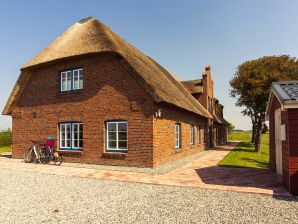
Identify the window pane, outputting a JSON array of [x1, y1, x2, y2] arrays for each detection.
[[175, 124, 180, 148], [67, 71, 72, 90], [118, 141, 127, 149], [80, 124, 83, 133], [74, 140, 78, 147], [118, 123, 127, 132], [60, 125, 65, 148], [66, 124, 71, 147], [118, 132, 127, 141], [108, 132, 116, 141], [72, 123, 83, 148], [73, 70, 79, 89], [61, 73, 66, 91], [108, 123, 116, 131], [79, 130, 83, 142], [108, 141, 117, 149], [79, 69, 83, 89]]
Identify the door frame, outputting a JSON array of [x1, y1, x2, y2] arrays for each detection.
[[274, 108, 283, 177]]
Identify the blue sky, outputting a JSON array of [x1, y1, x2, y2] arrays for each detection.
[[1, 0, 298, 130]]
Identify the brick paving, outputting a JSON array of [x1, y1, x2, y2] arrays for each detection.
[[0, 142, 291, 197]]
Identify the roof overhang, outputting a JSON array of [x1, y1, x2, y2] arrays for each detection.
[[265, 85, 298, 120]]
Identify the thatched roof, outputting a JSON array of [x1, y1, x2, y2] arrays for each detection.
[[181, 79, 203, 94], [3, 17, 211, 118]]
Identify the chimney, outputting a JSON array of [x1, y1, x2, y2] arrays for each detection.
[[201, 65, 214, 112]]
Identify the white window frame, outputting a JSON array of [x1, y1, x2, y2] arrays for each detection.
[[61, 71, 72, 91], [59, 122, 83, 150], [72, 68, 84, 90], [106, 121, 128, 152], [175, 124, 181, 149], [197, 126, 201, 144], [60, 68, 84, 91], [72, 123, 83, 149], [190, 125, 194, 145]]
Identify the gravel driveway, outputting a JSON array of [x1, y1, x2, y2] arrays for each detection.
[[0, 169, 297, 224]]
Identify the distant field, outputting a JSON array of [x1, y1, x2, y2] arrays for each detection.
[[219, 132, 269, 169]]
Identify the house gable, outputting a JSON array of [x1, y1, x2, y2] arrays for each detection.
[[3, 17, 211, 119]]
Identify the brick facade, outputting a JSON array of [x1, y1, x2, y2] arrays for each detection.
[[152, 103, 207, 167], [11, 53, 210, 168], [194, 65, 228, 147]]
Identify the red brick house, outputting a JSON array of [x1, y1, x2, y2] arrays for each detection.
[[266, 81, 298, 195], [2, 17, 227, 167]]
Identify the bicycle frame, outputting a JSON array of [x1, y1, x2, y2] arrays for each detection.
[[33, 145, 40, 161]]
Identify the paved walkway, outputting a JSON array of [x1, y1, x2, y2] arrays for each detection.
[[0, 143, 291, 197]]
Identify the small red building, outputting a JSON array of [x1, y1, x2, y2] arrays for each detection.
[[266, 81, 298, 195]]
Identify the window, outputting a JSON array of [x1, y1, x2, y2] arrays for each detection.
[[73, 69, 84, 90], [175, 123, 181, 149], [59, 122, 83, 150], [106, 121, 128, 153], [197, 126, 201, 144], [190, 125, 194, 145], [61, 71, 72, 91], [61, 68, 83, 91]]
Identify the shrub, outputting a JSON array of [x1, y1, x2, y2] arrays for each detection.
[[0, 129, 12, 147]]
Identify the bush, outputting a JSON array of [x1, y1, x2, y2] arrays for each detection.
[[0, 129, 12, 147]]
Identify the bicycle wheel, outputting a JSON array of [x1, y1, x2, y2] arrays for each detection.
[[40, 153, 50, 164], [54, 156, 63, 166], [23, 149, 30, 163], [23, 149, 34, 163]]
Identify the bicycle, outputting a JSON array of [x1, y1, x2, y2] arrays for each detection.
[[23, 140, 42, 163], [40, 144, 63, 166]]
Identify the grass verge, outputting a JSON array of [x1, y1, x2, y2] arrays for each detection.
[[0, 146, 12, 154], [218, 132, 269, 169]]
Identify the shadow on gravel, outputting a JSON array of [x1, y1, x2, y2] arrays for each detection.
[[195, 165, 292, 199]]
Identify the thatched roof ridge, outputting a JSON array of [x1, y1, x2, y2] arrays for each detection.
[[3, 18, 211, 118]]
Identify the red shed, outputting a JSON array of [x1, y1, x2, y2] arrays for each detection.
[[266, 81, 298, 195]]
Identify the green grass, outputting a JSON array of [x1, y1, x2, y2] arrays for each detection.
[[0, 146, 12, 154], [218, 132, 269, 169]]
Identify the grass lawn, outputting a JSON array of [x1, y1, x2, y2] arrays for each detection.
[[0, 146, 12, 154], [218, 132, 269, 169]]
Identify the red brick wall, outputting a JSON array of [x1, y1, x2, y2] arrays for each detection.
[[12, 54, 155, 167], [286, 109, 298, 195], [152, 103, 207, 167]]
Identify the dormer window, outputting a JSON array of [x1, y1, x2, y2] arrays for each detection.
[[61, 68, 83, 91]]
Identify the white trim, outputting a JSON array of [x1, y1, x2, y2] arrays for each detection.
[[59, 123, 71, 149], [61, 71, 72, 91], [190, 125, 194, 145], [197, 126, 201, 144], [72, 69, 84, 90], [175, 124, 181, 149], [59, 122, 83, 150], [106, 121, 128, 152], [72, 123, 83, 149]]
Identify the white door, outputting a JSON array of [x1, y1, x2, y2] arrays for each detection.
[[274, 108, 283, 177]]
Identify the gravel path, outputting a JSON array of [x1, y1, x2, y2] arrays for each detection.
[[0, 169, 297, 224]]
